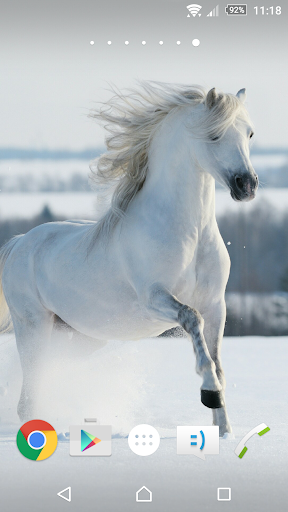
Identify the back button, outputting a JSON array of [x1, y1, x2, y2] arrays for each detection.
[[57, 487, 71, 502]]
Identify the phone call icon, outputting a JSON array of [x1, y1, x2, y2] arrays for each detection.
[[234, 423, 270, 459]]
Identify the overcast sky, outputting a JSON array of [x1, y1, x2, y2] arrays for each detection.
[[1, 0, 287, 149]]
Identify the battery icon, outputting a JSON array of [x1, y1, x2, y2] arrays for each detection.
[[225, 4, 247, 15]]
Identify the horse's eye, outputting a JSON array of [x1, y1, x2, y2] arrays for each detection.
[[249, 131, 254, 139], [211, 136, 220, 142]]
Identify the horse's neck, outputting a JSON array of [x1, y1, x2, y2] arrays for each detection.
[[141, 116, 215, 236]]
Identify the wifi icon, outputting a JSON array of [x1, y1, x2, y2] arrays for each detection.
[[187, 4, 202, 17]]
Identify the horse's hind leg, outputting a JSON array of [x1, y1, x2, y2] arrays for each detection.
[[12, 309, 54, 421], [202, 301, 232, 436]]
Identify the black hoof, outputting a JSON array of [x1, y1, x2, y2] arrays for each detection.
[[201, 389, 224, 409]]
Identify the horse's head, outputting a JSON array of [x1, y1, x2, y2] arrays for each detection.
[[194, 88, 258, 202]]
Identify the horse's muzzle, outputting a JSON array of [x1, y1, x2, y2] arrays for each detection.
[[230, 172, 258, 202]]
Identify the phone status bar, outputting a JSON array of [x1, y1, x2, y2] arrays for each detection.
[[186, 4, 282, 17]]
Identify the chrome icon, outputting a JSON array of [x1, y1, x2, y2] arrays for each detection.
[[16, 420, 58, 461]]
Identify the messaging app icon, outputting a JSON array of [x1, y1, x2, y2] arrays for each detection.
[[70, 424, 112, 456], [177, 425, 219, 460]]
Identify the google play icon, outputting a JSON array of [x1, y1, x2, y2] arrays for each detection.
[[81, 430, 101, 452], [70, 424, 112, 456]]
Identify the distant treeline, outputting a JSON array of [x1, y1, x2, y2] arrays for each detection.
[[218, 201, 288, 293], [254, 165, 288, 188], [1, 202, 288, 293], [0, 147, 103, 160], [1, 167, 288, 192], [162, 292, 288, 337], [0, 206, 63, 247], [1, 146, 287, 159], [224, 292, 288, 336], [0, 172, 91, 193], [0, 203, 288, 336]]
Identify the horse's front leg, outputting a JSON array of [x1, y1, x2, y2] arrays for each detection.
[[202, 300, 232, 436], [143, 284, 224, 408]]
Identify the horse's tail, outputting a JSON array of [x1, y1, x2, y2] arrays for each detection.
[[0, 235, 23, 333]]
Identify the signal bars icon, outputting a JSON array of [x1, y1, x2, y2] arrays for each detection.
[[187, 4, 202, 17], [207, 4, 219, 16]]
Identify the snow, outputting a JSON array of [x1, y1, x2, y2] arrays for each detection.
[[250, 153, 288, 169], [0, 188, 288, 221], [0, 153, 286, 178], [0, 159, 90, 179], [215, 187, 288, 216], [0, 156, 288, 221], [0, 192, 97, 220], [0, 333, 287, 511], [0, 159, 287, 510]]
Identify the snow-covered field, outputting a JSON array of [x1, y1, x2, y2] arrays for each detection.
[[0, 188, 287, 221], [0, 159, 90, 181], [0, 153, 286, 180], [0, 192, 97, 220], [0, 333, 287, 511], [0, 155, 288, 220]]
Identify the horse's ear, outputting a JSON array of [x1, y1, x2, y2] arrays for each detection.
[[236, 88, 247, 103], [206, 88, 219, 109]]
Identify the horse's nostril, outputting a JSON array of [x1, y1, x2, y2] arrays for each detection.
[[235, 176, 244, 191]]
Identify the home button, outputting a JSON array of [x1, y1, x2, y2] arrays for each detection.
[[136, 486, 152, 502]]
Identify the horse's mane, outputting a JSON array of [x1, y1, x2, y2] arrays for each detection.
[[87, 81, 248, 247]]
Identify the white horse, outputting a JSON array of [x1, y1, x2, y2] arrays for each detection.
[[0, 82, 257, 435]]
